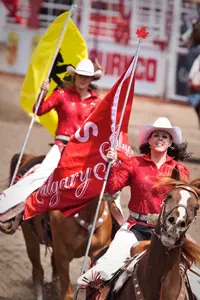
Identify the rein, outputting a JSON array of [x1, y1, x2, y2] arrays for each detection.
[[189, 267, 200, 278]]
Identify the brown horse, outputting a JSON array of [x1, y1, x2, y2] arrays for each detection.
[[0, 153, 114, 300], [86, 168, 200, 300]]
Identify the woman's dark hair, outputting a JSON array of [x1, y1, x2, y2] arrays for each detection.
[[139, 142, 191, 161]]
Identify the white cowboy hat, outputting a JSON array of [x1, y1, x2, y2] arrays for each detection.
[[67, 59, 102, 80], [139, 117, 182, 145]]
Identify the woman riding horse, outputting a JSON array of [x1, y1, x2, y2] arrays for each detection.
[[0, 59, 104, 221], [95, 174, 200, 300], [78, 116, 191, 285]]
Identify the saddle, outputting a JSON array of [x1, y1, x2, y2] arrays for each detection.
[[86, 242, 150, 300], [0, 202, 25, 223], [130, 240, 151, 257], [0, 202, 25, 234], [0, 154, 44, 234]]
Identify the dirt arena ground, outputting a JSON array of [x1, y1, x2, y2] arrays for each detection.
[[0, 73, 199, 299]]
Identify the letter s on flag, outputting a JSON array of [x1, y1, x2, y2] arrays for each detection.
[[75, 122, 98, 142]]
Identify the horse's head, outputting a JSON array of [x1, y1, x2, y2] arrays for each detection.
[[156, 167, 200, 249]]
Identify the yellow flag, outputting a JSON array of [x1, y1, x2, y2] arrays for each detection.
[[20, 12, 88, 136]]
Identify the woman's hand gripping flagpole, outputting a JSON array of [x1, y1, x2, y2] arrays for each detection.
[[9, 4, 76, 187], [73, 27, 149, 300]]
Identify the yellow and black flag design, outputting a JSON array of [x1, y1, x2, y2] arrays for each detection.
[[20, 11, 88, 136]]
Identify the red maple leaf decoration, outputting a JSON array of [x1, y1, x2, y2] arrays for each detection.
[[136, 27, 149, 39]]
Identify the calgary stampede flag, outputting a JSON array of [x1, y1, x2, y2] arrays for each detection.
[[23, 55, 137, 220], [20, 11, 88, 136]]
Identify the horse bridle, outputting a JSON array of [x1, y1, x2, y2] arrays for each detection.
[[157, 185, 199, 246], [175, 185, 199, 199]]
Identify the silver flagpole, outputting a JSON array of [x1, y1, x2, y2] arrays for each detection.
[[10, 4, 76, 187], [74, 38, 142, 300], [112, 39, 141, 149]]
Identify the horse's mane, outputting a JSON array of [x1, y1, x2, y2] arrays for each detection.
[[156, 177, 200, 196], [182, 238, 200, 268]]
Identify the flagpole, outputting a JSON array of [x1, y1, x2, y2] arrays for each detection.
[[112, 40, 141, 149], [10, 5, 76, 187], [74, 37, 143, 300], [73, 162, 112, 300]]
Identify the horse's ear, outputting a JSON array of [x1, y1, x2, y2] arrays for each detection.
[[171, 166, 180, 181]]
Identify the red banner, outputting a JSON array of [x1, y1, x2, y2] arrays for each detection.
[[23, 56, 136, 220]]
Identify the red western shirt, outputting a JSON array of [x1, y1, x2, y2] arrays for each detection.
[[33, 87, 101, 137], [106, 154, 190, 215]]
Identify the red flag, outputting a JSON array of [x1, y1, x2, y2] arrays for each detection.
[[23, 56, 136, 220], [2, 0, 22, 24]]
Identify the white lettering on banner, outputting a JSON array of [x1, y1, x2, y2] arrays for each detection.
[[109, 130, 134, 157], [75, 122, 98, 142], [49, 190, 61, 208], [117, 132, 134, 157], [75, 168, 92, 198], [94, 163, 107, 180], [36, 130, 133, 208], [99, 141, 110, 162], [109, 125, 119, 146], [36, 161, 107, 207]]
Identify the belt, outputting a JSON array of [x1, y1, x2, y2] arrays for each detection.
[[129, 211, 159, 225], [55, 135, 71, 142], [129, 211, 147, 222]]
